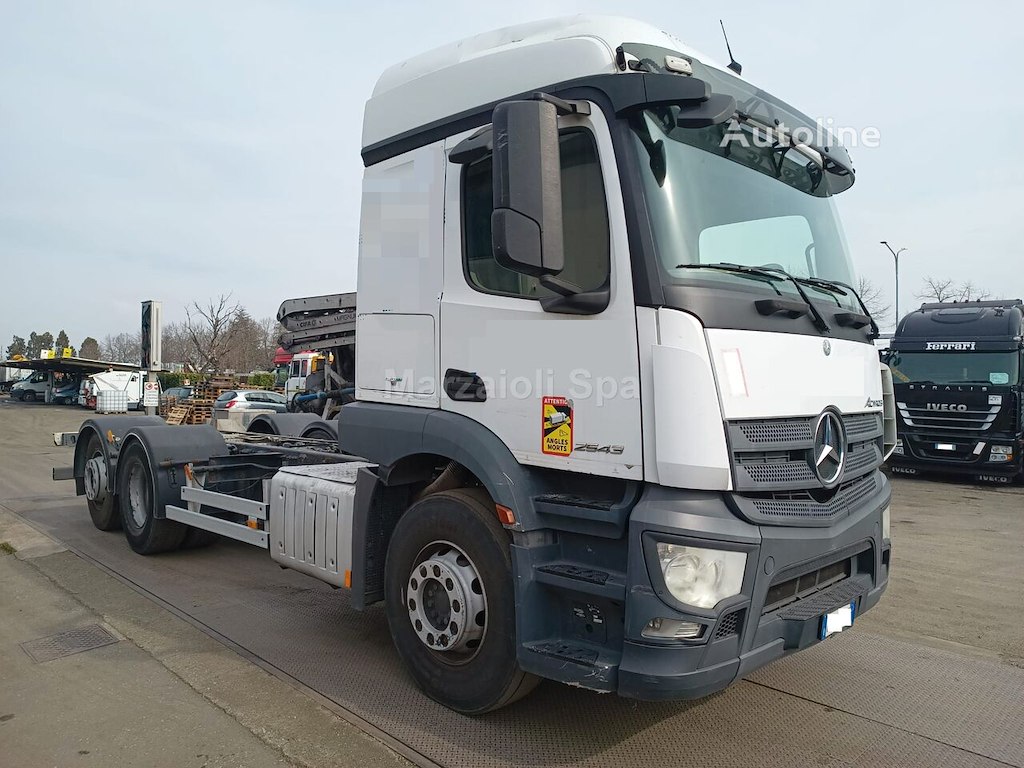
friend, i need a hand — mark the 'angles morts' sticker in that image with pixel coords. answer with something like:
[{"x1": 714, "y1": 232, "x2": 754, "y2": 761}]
[{"x1": 542, "y1": 397, "x2": 573, "y2": 456}]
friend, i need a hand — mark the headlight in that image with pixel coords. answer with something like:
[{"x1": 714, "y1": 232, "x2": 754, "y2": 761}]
[
  {"x1": 881, "y1": 505, "x2": 891, "y2": 540},
  {"x1": 892, "y1": 438, "x2": 904, "y2": 456},
  {"x1": 656, "y1": 543, "x2": 746, "y2": 609}
]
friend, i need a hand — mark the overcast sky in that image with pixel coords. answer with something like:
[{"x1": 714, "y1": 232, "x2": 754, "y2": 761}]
[{"x1": 2, "y1": 0, "x2": 1022, "y2": 348}]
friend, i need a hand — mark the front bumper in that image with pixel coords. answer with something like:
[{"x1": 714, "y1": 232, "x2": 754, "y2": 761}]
[
  {"x1": 889, "y1": 433, "x2": 1022, "y2": 481},
  {"x1": 617, "y1": 474, "x2": 891, "y2": 700}
]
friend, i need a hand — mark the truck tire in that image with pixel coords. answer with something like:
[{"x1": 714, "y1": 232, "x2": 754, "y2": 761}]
[
  {"x1": 181, "y1": 527, "x2": 218, "y2": 549},
  {"x1": 384, "y1": 488, "x2": 538, "y2": 714},
  {"x1": 83, "y1": 433, "x2": 120, "y2": 531},
  {"x1": 117, "y1": 441, "x2": 187, "y2": 554}
]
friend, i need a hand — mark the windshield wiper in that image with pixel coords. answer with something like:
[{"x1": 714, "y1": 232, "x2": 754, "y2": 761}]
[
  {"x1": 675, "y1": 262, "x2": 782, "y2": 281},
  {"x1": 744, "y1": 266, "x2": 831, "y2": 333},
  {"x1": 795, "y1": 276, "x2": 879, "y2": 338},
  {"x1": 676, "y1": 262, "x2": 831, "y2": 331}
]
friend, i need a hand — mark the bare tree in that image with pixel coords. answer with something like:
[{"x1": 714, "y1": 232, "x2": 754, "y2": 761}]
[
  {"x1": 184, "y1": 295, "x2": 243, "y2": 373},
  {"x1": 857, "y1": 277, "x2": 891, "y2": 326},
  {"x1": 258, "y1": 315, "x2": 282, "y2": 365},
  {"x1": 160, "y1": 321, "x2": 192, "y2": 368},
  {"x1": 101, "y1": 332, "x2": 141, "y2": 363},
  {"x1": 221, "y1": 309, "x2": 266, "y2": 373},
  {"x1": 915, "y1": 277, "x2": 993, "y2": 303}
]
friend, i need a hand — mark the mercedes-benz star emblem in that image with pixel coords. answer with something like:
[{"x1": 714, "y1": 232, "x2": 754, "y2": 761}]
[
  {"x1": 811, "y1": 410, "x2": 846, "y2": 487},
  {"x1": 823, "y1": 339, "x2": 832, "y2": 356}
]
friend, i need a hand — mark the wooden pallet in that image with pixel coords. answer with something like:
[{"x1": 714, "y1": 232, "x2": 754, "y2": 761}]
[
  {"x1": 165, "y1": 405, "x2": 190, "y2": 426},
  {"x1": 186, "y1": 406, "x2": 212, "y2": 425}
]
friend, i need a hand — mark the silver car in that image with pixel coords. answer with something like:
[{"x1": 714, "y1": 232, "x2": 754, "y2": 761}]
[{"x1": 213, "y1": 389, "x2": 289, "y2": 413}]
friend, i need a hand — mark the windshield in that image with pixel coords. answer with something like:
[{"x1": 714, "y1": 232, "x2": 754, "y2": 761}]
[
  {"x1": 631, "y1": 111, "x2": 858, "y2": 309},
  {"x1": 888, "y1": 352, "x2": 1021, "y2": 386},
  {"x1": 624, "y1": 45, "x2": 859, "y2": 310}
]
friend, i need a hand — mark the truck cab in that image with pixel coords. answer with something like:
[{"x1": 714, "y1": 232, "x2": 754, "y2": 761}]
[
  {"x1": 284, "y1": 351, "x2": 324, "y2": 405},
  {"x1": 886, "y1": 300, "x2": 1024, "y2": 482},
  {"x1": 341, "y1": 15, "x2": 893, "y2": 708}
]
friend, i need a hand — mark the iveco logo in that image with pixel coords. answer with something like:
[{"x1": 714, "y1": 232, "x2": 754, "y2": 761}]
[
  {"x1": 822, "y1": 340, "x2": 832, "y2": 356},
  {"x1": 811, "y1": 410, "x2": 846, "y2": 488},
  {"x1": 926, "y1": 403, "x2": 968, "y2": 411}
]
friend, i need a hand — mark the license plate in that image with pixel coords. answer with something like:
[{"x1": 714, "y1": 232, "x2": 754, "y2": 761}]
[
  {"x1": 935, "y1": 443, "x2": 956, "y2": 451},
  {"x1": 819, "y1": 601, "x2": 856, "y2": 639}
]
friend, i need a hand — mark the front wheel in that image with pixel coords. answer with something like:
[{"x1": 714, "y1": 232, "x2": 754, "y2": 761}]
[
  {"x1": 384, "y1": 488, "x2": 538, "y2": 714},
  {"x1": 23, "y1": 391, "x2": 36, "y2": 402},
  {"x1": 117, "y1": 441, "x2": 187, "y2": 554}
]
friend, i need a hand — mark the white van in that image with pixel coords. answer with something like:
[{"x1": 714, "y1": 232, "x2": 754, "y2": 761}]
[{"x1": 11, "y1": 370, "x2": 51, "y2": 402}]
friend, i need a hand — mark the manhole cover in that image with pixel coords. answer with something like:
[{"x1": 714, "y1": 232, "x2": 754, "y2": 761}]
[{"x1": 20, "y1": 624, "x2": 118, "y2": 663}]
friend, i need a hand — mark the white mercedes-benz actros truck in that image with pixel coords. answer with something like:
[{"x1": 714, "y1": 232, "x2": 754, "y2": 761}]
[{"x1": 54, "y1": 16, "x2": 896, "y2": 714}]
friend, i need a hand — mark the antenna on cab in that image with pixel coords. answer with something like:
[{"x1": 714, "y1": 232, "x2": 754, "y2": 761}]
[{"x1": 719, "y1": 20, "x2": 743, "y2": 75}]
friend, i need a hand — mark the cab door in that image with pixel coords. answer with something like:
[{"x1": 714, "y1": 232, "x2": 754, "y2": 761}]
[{"x1": 439, "y1": 105, "x2": 642, "y2": 479}]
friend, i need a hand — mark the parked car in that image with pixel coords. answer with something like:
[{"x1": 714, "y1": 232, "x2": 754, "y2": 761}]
[
  {"x1": 214, "y1": 389, "x2": 288, "y2": 413},
  {"x1": 52, "y1": 375, "x2": 83, "y2": 405},
  {"x1": 161, "y1": 386, "x2": 193, "y2": 404}
]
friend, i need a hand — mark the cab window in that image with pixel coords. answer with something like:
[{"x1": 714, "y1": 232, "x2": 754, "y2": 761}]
[{"x1": 462, "y1": 129, "x2": 610, "y2": 299}]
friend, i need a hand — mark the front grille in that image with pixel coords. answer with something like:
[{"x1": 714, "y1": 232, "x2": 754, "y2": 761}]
[
  {"x1": 713, "y1": 608, "x2": 745, "y2": 639},
  {"x1": 844, "y1": 412, "x2": 883, "y2": 441},
  {"x1": 738, "y1": 420, "x2": 813, "y2": 445},
  {"x1": 898, "y1": 403, "x2": 1000, "y2": 432},
  {"x1": 729, "y1": 411, "x2": 884, "y2": 494},
  {"x1": 742, "y1": 473, "x2": 879, "y2": 524},
  {"x1": 739, "y1": 455, "x2": 815, "y2": 485},
  {"x1": 764, "y1": 559, "x2": 851, "y2": 613}
]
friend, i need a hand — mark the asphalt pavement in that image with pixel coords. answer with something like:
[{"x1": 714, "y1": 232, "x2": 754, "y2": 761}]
[{"x1": 1, "y1": 396, "x2": 1021, "y2": 768}]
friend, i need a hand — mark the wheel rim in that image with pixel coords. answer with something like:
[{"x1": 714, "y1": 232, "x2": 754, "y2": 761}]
[
  {"x1": 125, "y1": 460, "x2": 150, "y2": 529},
  {"x1": 406, "y1": 541, "x2": 487, "y2": 663},
  {"x1": 83, "y1": 455, "x2": 108, "y2": 502}
]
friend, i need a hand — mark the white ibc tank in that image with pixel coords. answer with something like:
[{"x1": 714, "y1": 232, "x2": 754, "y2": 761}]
[{"x1": 96, "y1": 390, "x2": 129, "y2": 414}]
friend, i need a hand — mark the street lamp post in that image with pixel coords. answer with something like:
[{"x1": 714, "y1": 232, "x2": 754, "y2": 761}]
[{"x1": 880, "y1": 241, "x2": 908, "y2": 324}]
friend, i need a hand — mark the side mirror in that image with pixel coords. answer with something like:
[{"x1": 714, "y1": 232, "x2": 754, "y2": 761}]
[{"x1": 491, "y1": 100, "x2": 564, "y2": 277}]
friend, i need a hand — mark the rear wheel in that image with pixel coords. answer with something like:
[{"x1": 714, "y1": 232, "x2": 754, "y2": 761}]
[
  {"x1": 117, "y1": 441, "x2": 187, "y2": 554},
  {"x1": 384, "y1": 488, "x2": 538, "y2": 714},
  {"x1": 83, "y1": 433, "x2": 120, "y2": 531}
]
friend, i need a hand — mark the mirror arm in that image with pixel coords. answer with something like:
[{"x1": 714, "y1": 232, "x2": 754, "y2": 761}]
[
  {"x1": 530, "y1": 92, "x2": 591, "y2": 116},
  {"x1": 539, "y1": 274, "x2": 582, "y2": 297}
]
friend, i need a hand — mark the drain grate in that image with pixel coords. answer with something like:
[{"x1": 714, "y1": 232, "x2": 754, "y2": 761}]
[{"x1": 20, "y1": 624, "x2": 118, "y2": 663}]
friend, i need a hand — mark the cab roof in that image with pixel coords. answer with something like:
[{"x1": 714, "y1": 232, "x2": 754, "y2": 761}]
[
  {"x1": 361, "y1": 15, "x2": 730, "y2": 152},
  {"x1": 892, "y1": 300, "x2": 1024, "y2": 351}
]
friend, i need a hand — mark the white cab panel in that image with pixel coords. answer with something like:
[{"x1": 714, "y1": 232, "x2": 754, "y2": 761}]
[
  {"x1": 356, "y1": 314, "x2": 436, "y2": 397},
  {"x1": 439, "y1": 107, "x2": 642, "y2": 479},
  {"x1": 706, "y1": 328, "x2": 882, "y2": 420},
  {"x1": 355, "y1": 141, "x2": 444, "y2": 408},
  {"x1": 650, "y1": 309, "x2": 731, "y2": 491}
]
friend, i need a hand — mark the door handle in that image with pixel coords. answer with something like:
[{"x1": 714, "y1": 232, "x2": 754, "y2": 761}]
[{"x1": 444, "y1": 369, "x2": 487, "y2": 402}]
